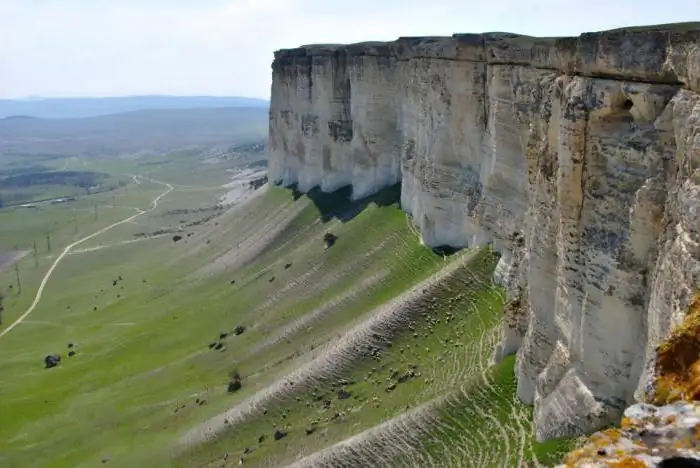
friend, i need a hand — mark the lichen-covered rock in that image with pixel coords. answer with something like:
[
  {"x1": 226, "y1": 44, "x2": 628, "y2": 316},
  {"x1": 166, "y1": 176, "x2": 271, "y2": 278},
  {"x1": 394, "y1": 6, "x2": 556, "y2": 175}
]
[
  {"x1": 268, "y1": 24, "x2": 700, "y2": 440},
  {"x1": 559, "y1": 402, "x2": 700, "y2": 467}
]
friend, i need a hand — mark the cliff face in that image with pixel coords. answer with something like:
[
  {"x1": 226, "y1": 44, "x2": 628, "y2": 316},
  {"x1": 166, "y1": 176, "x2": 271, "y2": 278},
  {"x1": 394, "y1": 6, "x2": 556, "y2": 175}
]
[{"x1": 268, "y1": 26, "x2": 700, "y2": 439}]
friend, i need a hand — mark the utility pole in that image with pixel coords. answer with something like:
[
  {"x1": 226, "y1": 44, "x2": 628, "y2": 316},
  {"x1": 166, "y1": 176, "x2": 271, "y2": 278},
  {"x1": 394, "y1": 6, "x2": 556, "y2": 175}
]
[
  {"x1": 14, "y1": 263, "x2": 21, "y2": 295},
  {"x1": 46, "y1": 231, "x2": 52, "y2": 253}
]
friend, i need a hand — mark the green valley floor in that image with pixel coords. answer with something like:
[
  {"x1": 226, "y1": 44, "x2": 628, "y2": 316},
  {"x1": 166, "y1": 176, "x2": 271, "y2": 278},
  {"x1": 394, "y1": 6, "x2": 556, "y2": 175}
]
[{"x1": 0, "y1": 160, "x2": 575, "y2": 467}]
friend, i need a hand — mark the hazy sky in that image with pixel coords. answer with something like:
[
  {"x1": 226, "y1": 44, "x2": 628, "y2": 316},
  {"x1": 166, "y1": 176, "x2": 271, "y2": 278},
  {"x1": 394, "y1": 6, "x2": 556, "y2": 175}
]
[{"x1": 1, "y1": 0, "x2": 698, "y2": 99}]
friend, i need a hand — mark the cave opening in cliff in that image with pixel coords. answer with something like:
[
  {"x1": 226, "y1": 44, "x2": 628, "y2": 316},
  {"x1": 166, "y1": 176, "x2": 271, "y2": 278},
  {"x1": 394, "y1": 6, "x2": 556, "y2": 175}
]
[{"x1": 622, "y1": 98, "x2": 634, "y2": 111}]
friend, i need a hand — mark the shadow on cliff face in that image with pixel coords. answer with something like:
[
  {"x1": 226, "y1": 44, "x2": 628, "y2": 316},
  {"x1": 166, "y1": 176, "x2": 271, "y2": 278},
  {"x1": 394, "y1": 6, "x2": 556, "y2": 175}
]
[{"x1": 286, "y1": 183, "x2": 401, "y2": 223}]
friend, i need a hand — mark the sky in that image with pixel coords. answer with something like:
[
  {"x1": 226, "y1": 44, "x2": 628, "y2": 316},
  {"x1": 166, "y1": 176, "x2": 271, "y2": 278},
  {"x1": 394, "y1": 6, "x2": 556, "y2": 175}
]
[{"x1": 0, "y1": 0, "x2": 698, "y2": 100}]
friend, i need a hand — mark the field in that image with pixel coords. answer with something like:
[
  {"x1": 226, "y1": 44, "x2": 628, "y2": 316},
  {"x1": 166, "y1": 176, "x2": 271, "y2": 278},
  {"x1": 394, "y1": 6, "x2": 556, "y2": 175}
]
[{"x1": 0, "y1": 145, "x2": 575, "y2": 466}]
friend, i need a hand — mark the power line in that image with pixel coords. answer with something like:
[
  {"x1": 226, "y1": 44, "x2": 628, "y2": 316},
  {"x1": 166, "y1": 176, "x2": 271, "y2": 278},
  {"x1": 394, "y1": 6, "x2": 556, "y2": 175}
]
[{"x1": 14, "y1": 263, "x2": 21, "y2": 295}]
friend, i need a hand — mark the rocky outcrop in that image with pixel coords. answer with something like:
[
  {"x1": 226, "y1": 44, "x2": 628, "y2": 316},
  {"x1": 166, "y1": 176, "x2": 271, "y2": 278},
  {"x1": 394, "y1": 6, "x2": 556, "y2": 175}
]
[
  {"x1": 268, "y1": 25, "x2": 700, "y2": 440},
  {"x1": 558, "y1": 401, "x2": 700, "y2": 466}
]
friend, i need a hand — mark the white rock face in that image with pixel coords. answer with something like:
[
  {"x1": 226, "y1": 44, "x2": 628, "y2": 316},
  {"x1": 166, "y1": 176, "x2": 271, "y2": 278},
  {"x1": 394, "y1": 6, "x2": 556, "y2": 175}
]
[{"x1": 268, "y1": 28, "x2": 700, "y2": 439}]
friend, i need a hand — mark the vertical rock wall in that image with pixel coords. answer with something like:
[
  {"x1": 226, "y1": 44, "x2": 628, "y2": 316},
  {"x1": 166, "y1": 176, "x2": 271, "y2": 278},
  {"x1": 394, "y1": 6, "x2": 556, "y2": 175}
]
[{"x1": 268, "y1": 27, "x2": 700, "y2": 439}]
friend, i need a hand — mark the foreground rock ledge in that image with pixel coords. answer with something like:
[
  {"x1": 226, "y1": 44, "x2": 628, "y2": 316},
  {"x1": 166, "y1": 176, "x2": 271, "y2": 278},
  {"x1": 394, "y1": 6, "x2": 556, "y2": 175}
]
[
  {"x1": 558, "y1": 402, "x2": 700, "y2": 467},
  {"x1": 268, "y1": 23, "x2": 700, "y2": 440}
]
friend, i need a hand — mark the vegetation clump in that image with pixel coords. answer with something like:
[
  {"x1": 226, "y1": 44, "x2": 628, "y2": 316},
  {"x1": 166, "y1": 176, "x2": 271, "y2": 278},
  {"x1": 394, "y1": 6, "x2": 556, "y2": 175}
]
[
  {"x1": 44, "y1": 354, "x2": 61, "y2": 369},
  {"x1": 652, "y1": 292, "x2": 700, "y2": 404},
  {"x1": 323, "y1": 232, "x2": 338, "y2": 249},
  {"x1": 227, "y1": 369, "x2": 243, "y2": 393}
]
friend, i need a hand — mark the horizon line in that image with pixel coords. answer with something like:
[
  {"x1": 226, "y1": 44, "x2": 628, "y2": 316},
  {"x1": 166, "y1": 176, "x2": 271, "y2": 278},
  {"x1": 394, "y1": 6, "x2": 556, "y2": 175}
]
[{"x1": 0, "y1": 94, "x2": 270, "y2": 101}]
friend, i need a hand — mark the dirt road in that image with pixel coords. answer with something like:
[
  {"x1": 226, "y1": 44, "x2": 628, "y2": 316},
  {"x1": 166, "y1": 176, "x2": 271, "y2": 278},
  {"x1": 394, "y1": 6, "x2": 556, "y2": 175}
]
[{"x1": 0, "y1": 177, "x2": 173, "y2": 338}]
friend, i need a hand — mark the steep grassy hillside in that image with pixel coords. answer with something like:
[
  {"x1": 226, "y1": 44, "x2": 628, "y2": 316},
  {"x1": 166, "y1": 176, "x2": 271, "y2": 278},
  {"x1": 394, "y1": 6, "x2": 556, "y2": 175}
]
[{"x1": 0, "y1": 178, "x2": 575, "y2": 467}]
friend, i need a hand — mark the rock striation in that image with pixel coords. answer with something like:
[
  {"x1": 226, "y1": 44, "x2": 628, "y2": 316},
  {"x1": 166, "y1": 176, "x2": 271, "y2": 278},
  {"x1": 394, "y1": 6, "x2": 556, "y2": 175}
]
[{"x1": 268, "y1": 25, "x2": 700, "y2": 440}]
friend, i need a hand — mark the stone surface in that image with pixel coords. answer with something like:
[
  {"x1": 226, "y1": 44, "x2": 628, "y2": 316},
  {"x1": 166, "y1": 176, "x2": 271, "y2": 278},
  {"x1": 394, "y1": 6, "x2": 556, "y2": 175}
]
[
  {"x1": 558, "y1": 402, "x2": 700, "y2": 467},
  {"x1": 268, "y1": 25, "x2": 700, "y2": 439}
]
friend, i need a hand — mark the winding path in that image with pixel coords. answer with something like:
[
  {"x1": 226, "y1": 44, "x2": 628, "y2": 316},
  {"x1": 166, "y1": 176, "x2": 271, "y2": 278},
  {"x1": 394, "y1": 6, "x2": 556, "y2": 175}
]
[{"x1": 0, "y1": 177, "x2": 173, "y2": 338}]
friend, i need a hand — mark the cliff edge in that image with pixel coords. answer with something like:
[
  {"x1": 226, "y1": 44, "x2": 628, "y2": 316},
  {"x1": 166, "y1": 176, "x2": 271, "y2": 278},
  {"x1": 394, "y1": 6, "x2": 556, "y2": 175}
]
[{"x1": 267, "y1": 24, "x2": 700, "y2": 440}]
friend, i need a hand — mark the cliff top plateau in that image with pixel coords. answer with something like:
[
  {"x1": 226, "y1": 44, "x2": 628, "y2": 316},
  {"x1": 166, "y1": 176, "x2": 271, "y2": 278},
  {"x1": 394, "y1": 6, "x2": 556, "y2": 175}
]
[{"x1": 274, "y1": 22, "x2": 700, "y2": 90}]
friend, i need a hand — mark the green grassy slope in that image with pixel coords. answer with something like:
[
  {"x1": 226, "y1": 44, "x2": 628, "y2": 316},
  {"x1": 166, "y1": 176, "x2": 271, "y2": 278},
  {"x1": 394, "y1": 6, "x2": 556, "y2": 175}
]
[{"x1": 0, "y1": 175, "x2": 574, "y2": 467}]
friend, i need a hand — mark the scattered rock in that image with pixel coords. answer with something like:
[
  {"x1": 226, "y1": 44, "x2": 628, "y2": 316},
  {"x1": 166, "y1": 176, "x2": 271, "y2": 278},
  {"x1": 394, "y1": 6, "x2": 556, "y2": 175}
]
[
  {"x1": 44, "y1": 354, "x2": 61, "y2": 369},
  {"x1": 234, "y1": 325, "x2": 246, "y2": 336},
  {"x1": 284, "y1": 263, "x2": 292, "y2": 269},
  {"x1": 243, "y1": 447, "x2": 252, "y2": 455},
  {"x1": 305, "y1": 427, "x2": 315, "y2": 435},
  {"x1": 230, "y1": 280, "x2": 236, "y2": 285},
  {"x1": 273, "y1": 429, "x2": 287, "y2": 441},
  {"x1": 172, "y1": 235, "x2": 182, "y2": 243},
  {"x1": 385, "y1": 383, "x2": 397, "y2": 392},
  {"x1": 258, "y1": 435, "x2": 265, "y2": 443},
  {"x1": 101, "y1": 456, "x2": 110, "y2": 463},
  {"x1": 219, "y1": 331, "x2": 229, "y2": 340},
  {"x1": 214, "y1": 342, "x2": 224, "y2": 350},
  {"x1": 397, "y1": 373, "x2": 412, "y2": 384},
  {"x1": 208, "y1": 342, "x2": 217, "y2": 349},
  {"x1": 338, "y1": 390, "x2": 352, "y2": 400},
  {"x1": 67, "y1": 343, "x2": 74, "y2": 348},
  {"x1": 68, "y1": 350, "x2": 76, "y2": 357},
  {"x1": 269, "y1": 277, "x2": 275, "y2": 283}
]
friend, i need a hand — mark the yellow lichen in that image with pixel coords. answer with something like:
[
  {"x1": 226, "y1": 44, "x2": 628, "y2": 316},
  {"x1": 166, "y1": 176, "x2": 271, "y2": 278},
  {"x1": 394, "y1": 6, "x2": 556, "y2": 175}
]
[
  {"x1": 609, "y1": 457, "x2": 648, "y2": 468},
  {"x1": 652, "y1": 292, "x2": 700, "y2": 404}
]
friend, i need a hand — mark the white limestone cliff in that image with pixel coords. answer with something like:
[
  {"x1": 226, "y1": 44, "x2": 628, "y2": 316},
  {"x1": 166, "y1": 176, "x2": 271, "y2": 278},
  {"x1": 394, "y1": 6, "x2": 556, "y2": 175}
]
[{"x1": 267, "y1": 26, "x2": 700, "y2": 440}]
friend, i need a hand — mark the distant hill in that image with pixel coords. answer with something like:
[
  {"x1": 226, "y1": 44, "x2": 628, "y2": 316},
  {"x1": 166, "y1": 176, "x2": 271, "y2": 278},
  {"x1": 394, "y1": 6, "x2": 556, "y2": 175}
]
[
  {"x1": 0, "y1": 95, "x2": 269, "y2": 119},
  {"x1": 0, "y1": 106, "x2": 269, "y2": 156}
]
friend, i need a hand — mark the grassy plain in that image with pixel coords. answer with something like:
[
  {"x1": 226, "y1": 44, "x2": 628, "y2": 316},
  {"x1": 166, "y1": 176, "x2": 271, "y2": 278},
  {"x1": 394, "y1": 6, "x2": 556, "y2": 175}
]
[{"x1": 0, "y1": 150, "x2": 575, "y2": 467}]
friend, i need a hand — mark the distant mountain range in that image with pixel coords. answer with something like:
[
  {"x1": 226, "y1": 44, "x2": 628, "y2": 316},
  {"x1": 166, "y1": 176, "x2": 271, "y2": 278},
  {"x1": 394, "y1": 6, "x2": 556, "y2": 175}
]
[
  {"x1": 0, "y1": 95, "x2": 269, "y2": 119},
  {"x1": 0, "y1": 106, "x2": 269, "y2": 156}
]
